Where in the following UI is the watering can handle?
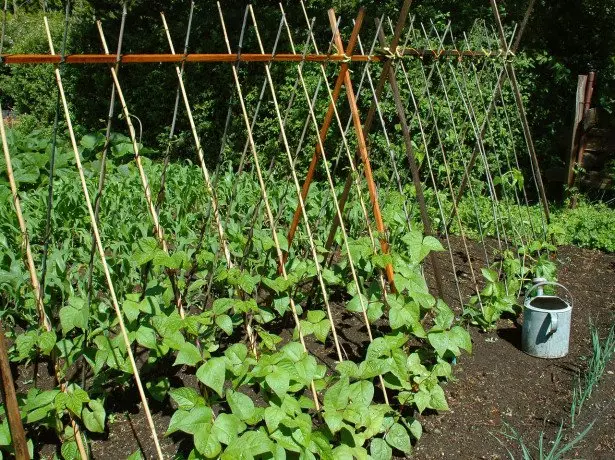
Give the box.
[524,281,574,310]
[549,312,558,335]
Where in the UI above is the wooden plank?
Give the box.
[567,75,587,190]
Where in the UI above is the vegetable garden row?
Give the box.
[0,0,560,458]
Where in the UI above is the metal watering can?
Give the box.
[522,278,573,359]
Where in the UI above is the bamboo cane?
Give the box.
[0,99,89,460]
[398,21,482,304]
[210,4,322,405]
[295,3,389,295]
[327,9,396,290]
[217,2,345,362]
[448,0,538,229]
[490,0,550,228]
[275,4,390,404]
[96,21,185,318]
[282,8,363,267]
[44,17,164,459]
[158,11,260,358]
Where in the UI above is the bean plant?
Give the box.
[0,129,474,459]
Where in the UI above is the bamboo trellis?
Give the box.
[0,0,550,457]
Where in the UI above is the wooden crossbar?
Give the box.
[0,49,511,64]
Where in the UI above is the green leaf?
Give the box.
[126,450,144,460]
[324,376,350,411]
[311,320,331,344]
[389,301,419,331]
[450,326,472,354]
[264,405,286,433]
[428,326,472,358]
[131,237,158,266]
[82,400,106,433]
[212,298,235,315]
[196,357,226,398]
[372,253,393,269]
[61,441,78,460]
[258,330,282,351]
[385,422,411,454]
[370,438,392,460]
[212,413,246,445]
[481,268,498,283]
[166,406,213,435]
[295,355,317,386]
[336,361,359,378]
[80,133,100,150]
[273,296,290,316]
[175,342,202,367]
[59,386,89,415]
[38,330,57,355]
[221,430,273,460]
[407,418,422,441]
[122,298,141,323]
[427,384,449,411]
[432,301,455,331]
[146,378,170,402]
[349,380,374,407]
[59,297,89,335]
[346,293,368,313]
[226,390,256,422]
[14,332,37,360]
[367,301,385,322]
[265,368,290,398]
[307,310,326,323]
[194,422,221,458]
[152,313,183,338]
[215,314,234,335]
[422,236,444,253]
[169,387,204,411]
[135,326,157,349]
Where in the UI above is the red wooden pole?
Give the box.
[328,9,396,288]
[282,8,365,267]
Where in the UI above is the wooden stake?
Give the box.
[278,3,390,404]
[374,17,446,299]
[0,321,29,460]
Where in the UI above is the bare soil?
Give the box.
[415,244,615,459]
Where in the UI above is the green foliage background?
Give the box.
[1,0,615,189]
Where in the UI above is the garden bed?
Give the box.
[12,245,614,459]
